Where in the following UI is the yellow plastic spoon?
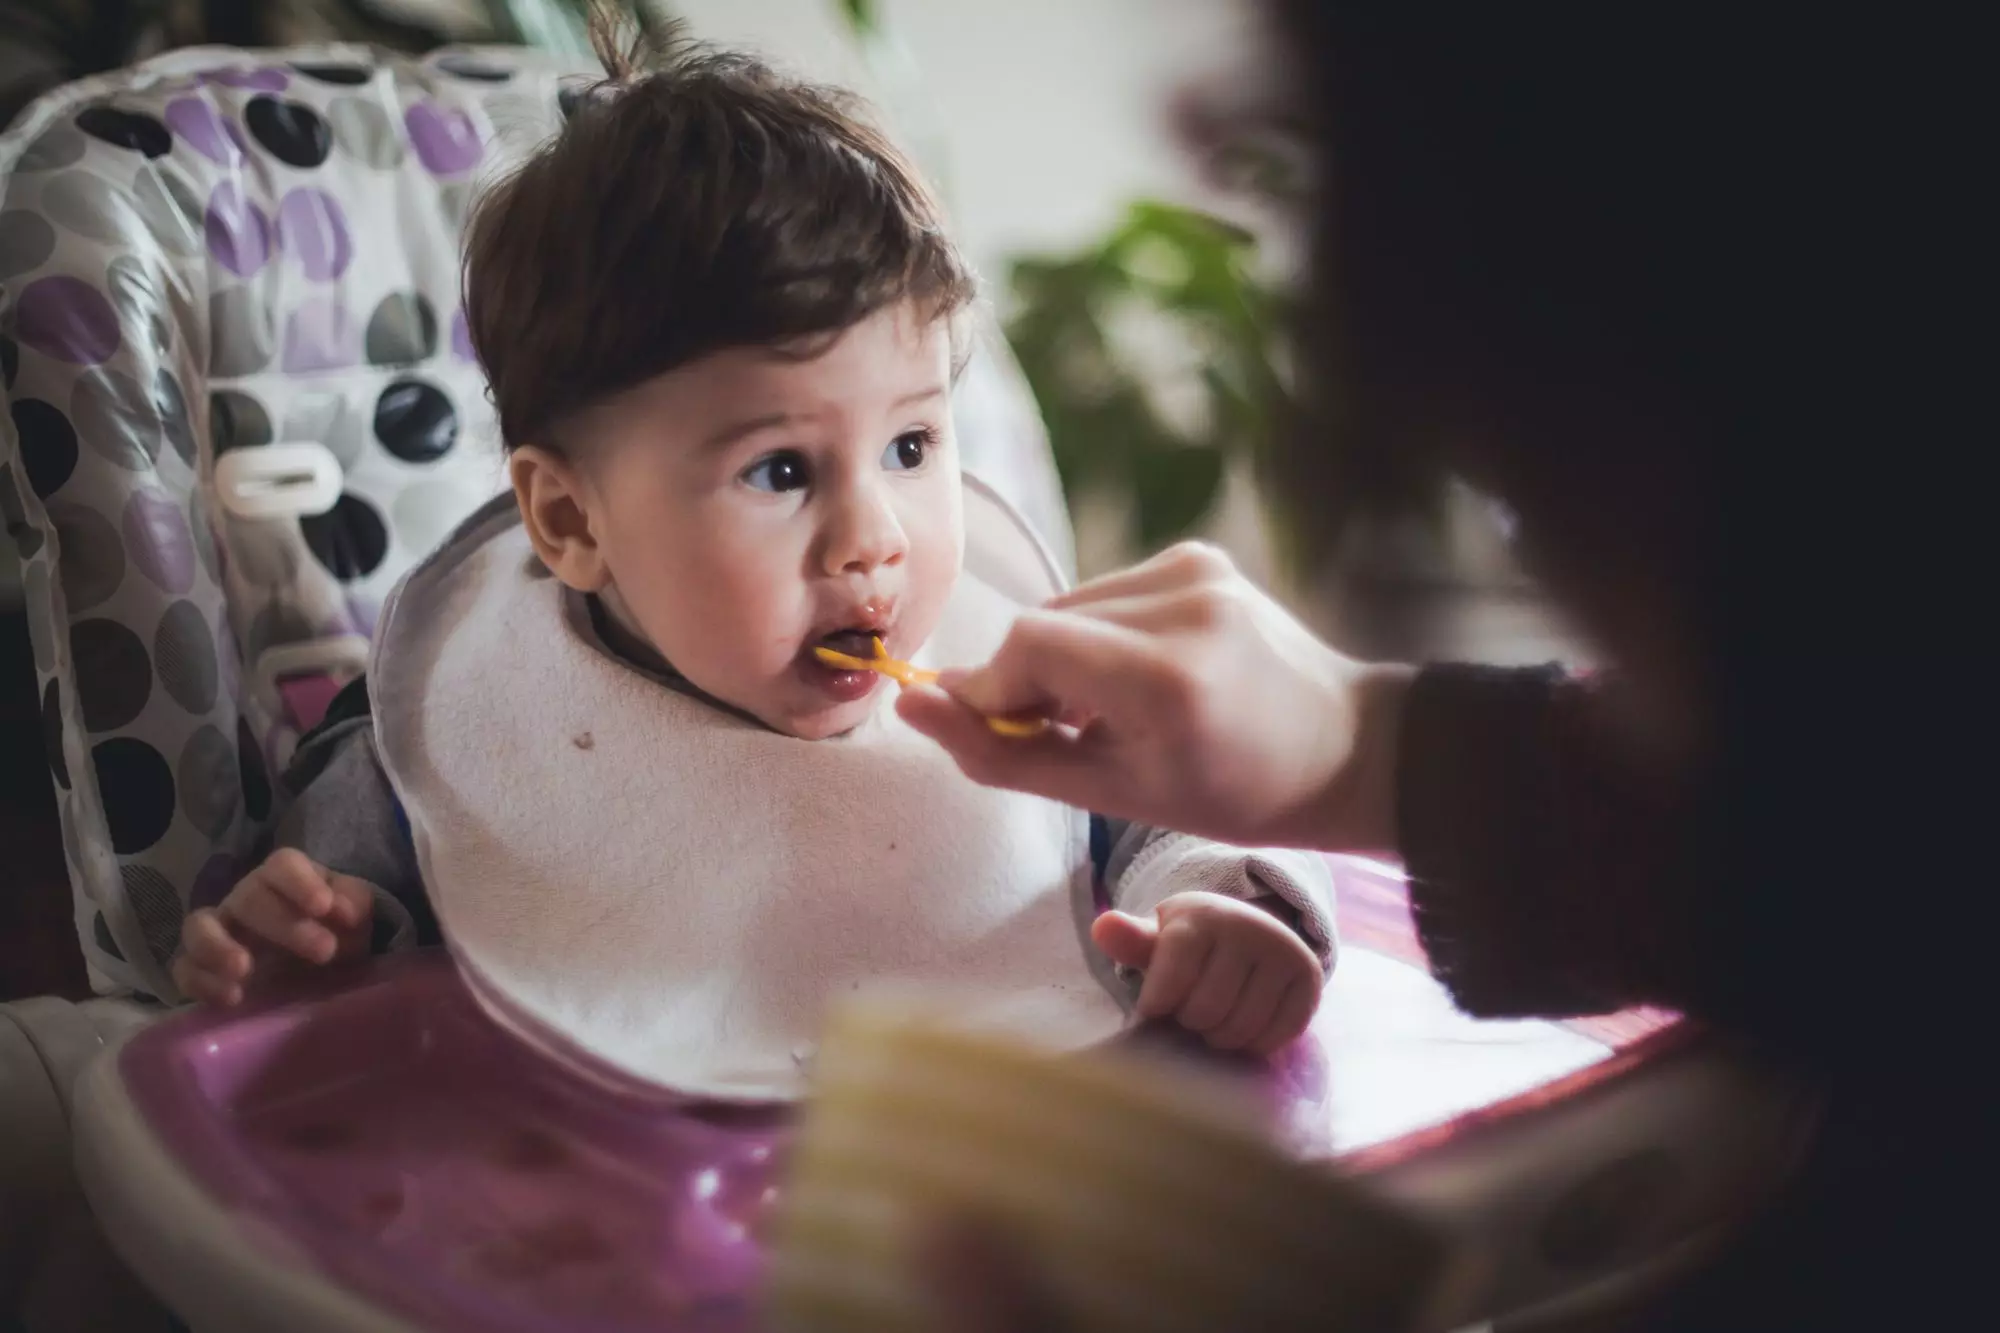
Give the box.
[814,638,1049,737]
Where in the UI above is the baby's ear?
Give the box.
[508,446,612,592]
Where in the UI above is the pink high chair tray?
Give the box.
[106,859,1674,1332]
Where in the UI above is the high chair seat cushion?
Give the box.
[0,43,1074,1002]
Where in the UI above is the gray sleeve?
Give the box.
[1104,819,1339,974]
[272,721,424,953]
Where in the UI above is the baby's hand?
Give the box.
[1091,891,1322,1056]
[171,849,375,1007]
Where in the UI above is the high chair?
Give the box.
[1,39,1816,1333]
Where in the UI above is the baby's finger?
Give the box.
[177,966,245,1008]
[1175,948,1251,1034]
[1206,964,1289,1052]
[182,911,251,981]
[1133,918,1215,1020]
[222,888,339,963]
[322,872,377,932]
[1254,979,1323,1057]
[255,848,336,918]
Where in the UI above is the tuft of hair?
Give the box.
[463,6,976,451]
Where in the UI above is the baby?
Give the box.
[172,27,1335,1097]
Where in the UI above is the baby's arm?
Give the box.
[172,682,428,1006]
[1094,820,1337,1054]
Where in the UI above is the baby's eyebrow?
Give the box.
[702,412,794,452]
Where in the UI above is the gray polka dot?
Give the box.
[131,169,204,256]
[69,367,162,471]
[48,502,126,611]
[365,292,438,367]
[25,561,56,671]
[118,863,186,964]
[107,254,172,352]
[188,491,221,585]
[0,210,57,281]
[212,389,273,452]
[327,96,404,168]
[176,724,240,839]
[155,599,220,714]
[41,171,132,244]
[282,391,366,471]
[209,286,274,376]
[17,123,88,172]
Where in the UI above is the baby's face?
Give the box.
[550,305,962,739]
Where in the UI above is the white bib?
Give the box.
[371,479,1128,1101]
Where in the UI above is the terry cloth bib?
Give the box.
[371,478,1128,1101]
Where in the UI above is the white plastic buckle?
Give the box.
[214,442,344,520]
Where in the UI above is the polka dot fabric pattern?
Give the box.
[1,43,1073,1002]
[0,45,573,998]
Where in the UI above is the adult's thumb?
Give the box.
[1090,910,1158,971]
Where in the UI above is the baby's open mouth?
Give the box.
[816,628,881,659]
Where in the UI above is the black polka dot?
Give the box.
[1,334,17,389]
[301,492,390,580]
[12,399,77,499]
[365,292,439,366]
[436,55,513,82]
[177,725,240,839]
[291,62,373,86]
[558,86,586,120]
[71,618,154,732]
[210,390,272,452]
[93,912,124,961]
[245,97,332,168]
[42,678,69,789]
[120,863,186,964]
[373,379,458,462]
[75,106,173,158]
[156,368,197,468]
[92,737,177,854]
[106,254,171,353]
[0,464,35,559]
[237,715,272,821]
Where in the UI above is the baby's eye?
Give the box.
[743,451,811,493]
[883,429,934,472]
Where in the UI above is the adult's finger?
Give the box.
[1046,542,1234,612]
[935,612,1179,725]
[894,688,1112,812]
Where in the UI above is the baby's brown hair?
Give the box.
[463,13,976,452]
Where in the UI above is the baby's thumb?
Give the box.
[323,873,377,931]
[1090,910,1159,971]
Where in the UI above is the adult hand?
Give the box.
[897,543,1411,852]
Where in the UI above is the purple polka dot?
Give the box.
[450,305,475,362]
[204,182,271,277]
[281,295,357,372]
[15,276,120,365]
[404,101,484,176]
[163,97,241,165]
[201,66,289,92]
[122,490,197,595]
[190,851,245,911]
[276,188,353,281]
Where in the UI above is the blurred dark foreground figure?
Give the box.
[895,6,1961,1329]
